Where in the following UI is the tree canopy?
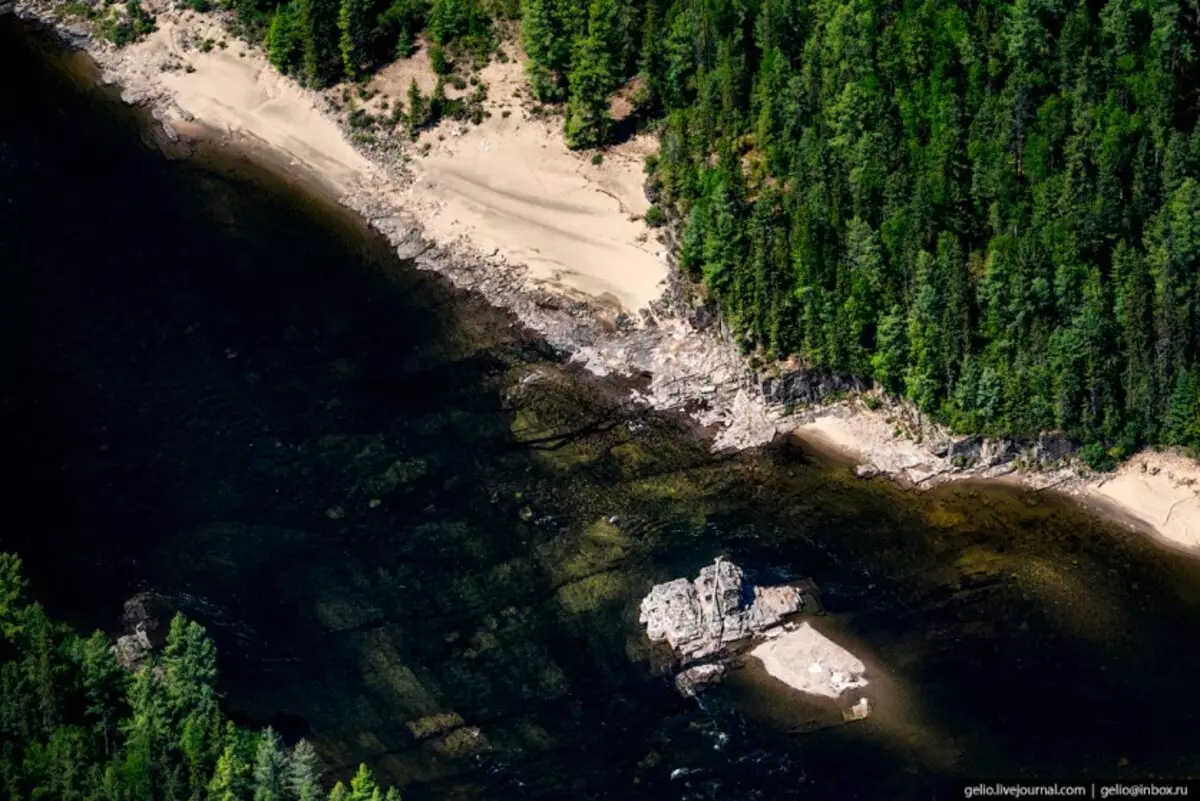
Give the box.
[520,0,1200,458]
[0,554,396,801]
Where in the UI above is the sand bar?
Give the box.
[752,623,868,699]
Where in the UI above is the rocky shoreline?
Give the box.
[8,0,1200,550]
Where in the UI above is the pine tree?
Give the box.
[337,0,371,80]
[299,0,341,86]
[406,78,426,136]
[0,553,25,639]
[287,740,321,801]
[73,631,124,756]
[266,2,304,76]
[520,0,564,100]
[252,728,288,801]
[208,744,250,801]
[564,0,620,148]
[348,764,379,801]
[162,614,217,723]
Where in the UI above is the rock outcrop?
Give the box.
[113,627,153,671]
[1035,430,1077,466]
[760,369,862,407]
[639,558,806,664]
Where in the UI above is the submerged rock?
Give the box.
[674,663,726,698]
[639,558,805,664]
[843,697,871,722]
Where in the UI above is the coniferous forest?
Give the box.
[209,0,1200,460]
[0,554,395,801]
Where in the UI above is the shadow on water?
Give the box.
[6,17,1200,801]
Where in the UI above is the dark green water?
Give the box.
[6,18,1200,800]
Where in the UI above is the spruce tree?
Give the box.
[208,744,250,801]
[252,727,288,801]
[287,740,322,801]
[348,764,379,801]
[162,614,217,723]
[267,2,306,76]
[563,0,620,148]
[337,0,371,80]
[406,78,426,136]
[299,0,341,86]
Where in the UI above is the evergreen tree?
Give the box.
[348,763,379,801]
[0,557,399,801]
[162,614,217,723]
[266,1,305,75]
[286,739,322,801]
[563,0,622,148]
[208,743,250,801]
[406,78,426,136]
[252,727,288,801]
[337,0,371,80]
[299,0,342,86]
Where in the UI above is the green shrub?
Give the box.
[1079,442,1116,472]
[430,42,449,74]
[643,204,667,227]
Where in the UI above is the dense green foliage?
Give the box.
[60,0,157,47]
[0,554,396,801]
[522,0,1200,455]
[254,0,507,86]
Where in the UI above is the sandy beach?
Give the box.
[10,0,1200,556]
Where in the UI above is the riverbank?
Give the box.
[8,0,1200,554]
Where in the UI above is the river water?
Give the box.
[5,18,1200,801]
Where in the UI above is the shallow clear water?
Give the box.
[5,18,1200,801]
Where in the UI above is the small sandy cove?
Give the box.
[84,7,668,314]
[22,1,1200,556]
[1086,451,1200,551]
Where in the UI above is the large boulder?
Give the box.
[1035,431,1076,466]
[760,370,860,407]
[113,627,153,671]
[639,558,805,663]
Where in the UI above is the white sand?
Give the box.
[793,412,949,485]
[752,623,868,699]
[1088,452,1200,550]
[99,13,375,195]
[405,56,668,313]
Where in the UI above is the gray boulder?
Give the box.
[639,558,805,663]
[113,626,153,671]
[1035,431,1076,466]
[674,664,726,698]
